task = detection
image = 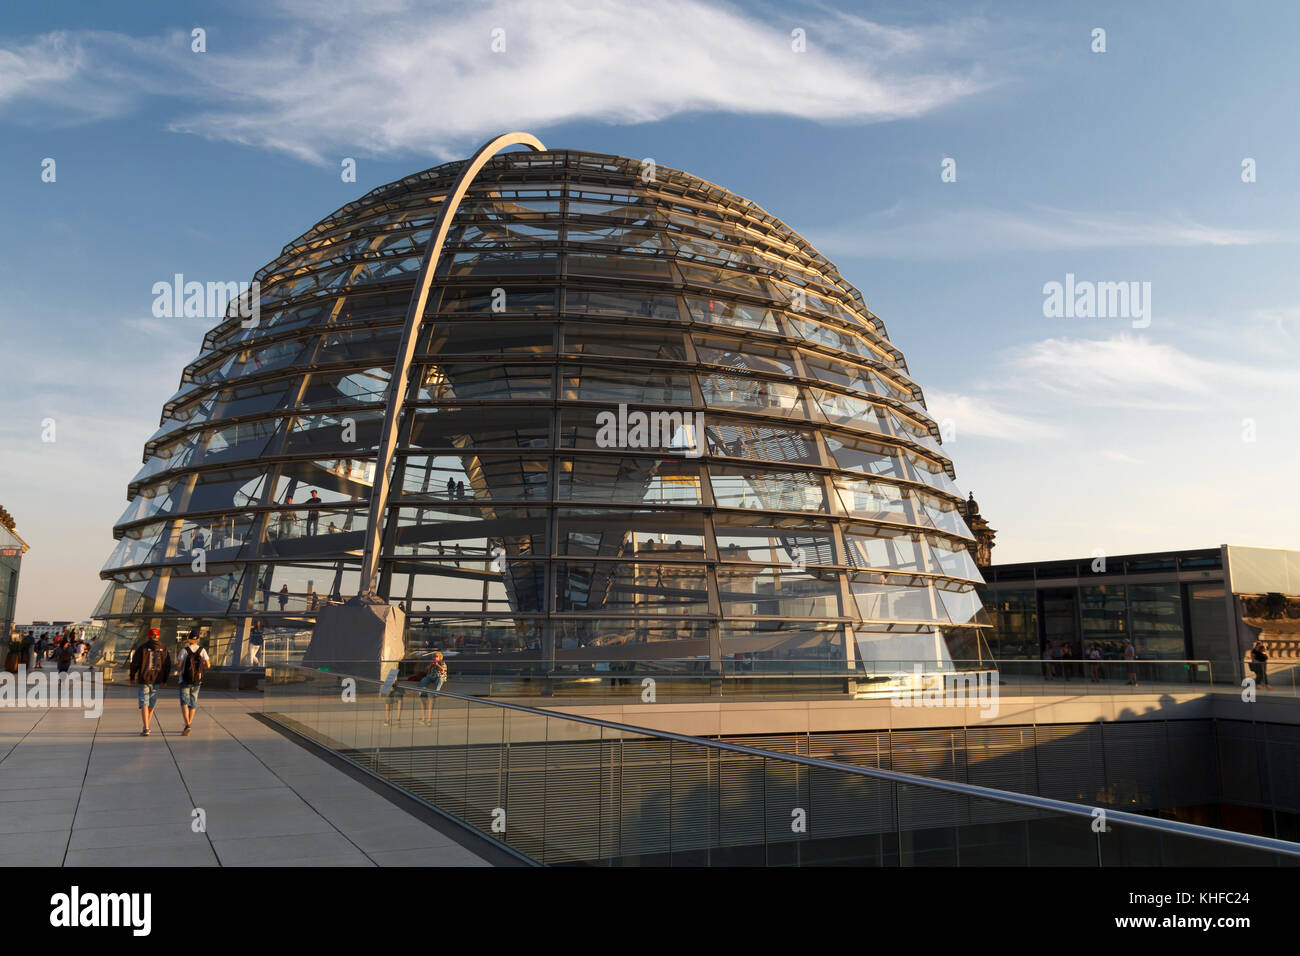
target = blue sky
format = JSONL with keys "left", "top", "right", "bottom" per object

{"left": 2, "top": 0, "right": 1298, "bottom": 621}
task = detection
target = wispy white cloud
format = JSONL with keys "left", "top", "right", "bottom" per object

{"left": 0, "top": 33, "right": 82, "bottom": 100}
{"left": 1100, "top": 449, "right": 1142, "bottom": 464}
{"left": 927, "top": 328, "right": 1300, "bottom": 451}
{"left": 0, "top": 0, "right": 1000, "bottom": 163}
{"left": 810, "top": 204, "right": 1294, "bottom": 259}
{"left": 1008, "top": 332, "right": 1297, "bottom": 408}
{"left": 0, "top": 30, "right": 182, "bottom": 121}
{"left": 925, "top": 388, "right": 1062, "bottom": 442}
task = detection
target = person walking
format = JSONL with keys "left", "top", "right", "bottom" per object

{"left": 176, "top": 631, "right": 210, "bottom": 736}
{"left": 56, "top": 639, "right": 75, "bottom": 674}
{"left": 278, "top": 584, "right": 289, "bottom": 612}
{"left": 1250, "top": 639, "right": 1273, "bottom": 691}
{"left": 1122, "top": 638, "right": 1138, "bottom": 686}
{"left": 1088, "top": 643, "right": 1103, "bottom": 682}
{"left": 129, "top": 628, "right": 171, "bottom": 736}
{"left": 417, "top": 652, "right": 448, "bottom": 725}
{"left": 248, "top": 619, "right": 264, "bottom": 666}
{"left": 382, "top": 671, "right": 405, "bottom": 727}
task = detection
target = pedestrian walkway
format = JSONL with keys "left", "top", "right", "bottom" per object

{"left": 0, "top": 677, "right": 494, "bottom": 867}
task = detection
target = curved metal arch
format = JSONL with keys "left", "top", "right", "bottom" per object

{"left": 358, "top": 132, "right": 546, "bottom": 593}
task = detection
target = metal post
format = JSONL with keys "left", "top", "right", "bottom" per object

{"left": 357, "top": 132, "right": 546, "bottom": 595}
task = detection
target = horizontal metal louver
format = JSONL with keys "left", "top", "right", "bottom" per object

{"left": 1033, "top": 724, "right": 1106, "bottom": 805}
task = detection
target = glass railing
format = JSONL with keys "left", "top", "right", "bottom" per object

{"left": 264, "top": 663, "right": 1300, "bottom": 866}
{"left": 267, "top": 654, "right": 1279, "bottom": 702}
{"left": 262, "top": 648, "right": 1300, "bottom": 701}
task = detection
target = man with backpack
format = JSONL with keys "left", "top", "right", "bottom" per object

{"left": 129, "top": 628, "right": 171, "bottom": 736}
{"left": 177, "top": 631, "right": 211, "bottom": 736}
{"left": 57, "top": 639, "right": 75, "bottom": 674}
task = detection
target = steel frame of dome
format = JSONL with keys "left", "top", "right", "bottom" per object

{"left": 96, "top": 134, "right": 991, "bottom": 671}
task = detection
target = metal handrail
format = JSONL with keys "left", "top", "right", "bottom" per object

{"left": 321, "top": 656, "right": 1222, "bottom": 669}
{"left": 274, "top": 663, "right": 1300, "bottom": 858}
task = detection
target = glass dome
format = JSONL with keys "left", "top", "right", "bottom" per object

{"left": 96, "top": 146, "right": 989, "bottom": 670}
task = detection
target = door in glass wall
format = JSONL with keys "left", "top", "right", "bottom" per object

{"left": 1040, "top": 588, "right": 1080, "bottom": 660}
{"left": 1186, "top": 582, "right": 1232, "bottom": 676}
{"left": 1080, "top": 584, "right": 1127, "bottom": 659}
{"left": 1128, "top": 582, "right": 1188, "bottom": 660}
{"left": 989, "top": 587, "right": 1038, "bottom": 659}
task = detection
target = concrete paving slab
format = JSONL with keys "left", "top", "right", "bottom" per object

{"left": 0, "top": 675, "right": 494, "bottom": 867}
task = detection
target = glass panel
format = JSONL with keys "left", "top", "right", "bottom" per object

{"left": 720, "top": 621, "right": 846, "bottom": 663}
{"left": 567, "top": 253, "right": 673, "bottom": 280}
{"left": 685, "top": 296, "right": 780, "bottom": 332}
{"left": 435, "top": 286, "right": 557, "bottom": 313}
{"left": 833, "top": 477, "right": 918, "bottom": 525}
{"left": 556, "top": 456, "right": 703, "bottom": 505}
{"left": 560, "top": 364, "right": 691, "bottom": 403}
{"left": 1080, "top": 584, "right": 1127, "bottom": 655}
{"left": 297, "top": 367, "right": 391, "bottom": 408}
{"left": 714, "top": 515, "right": 835, "bottom": 566}
{"left": 987, "top": 587, "right": 1040, "bottom": 659}
{"left": 694, "top": 336, "right": 796, "bottom": 377}
{"left": 851, "top": 579, "right": 948, "bottom": 623}
{"left": 422, "top": 321, "right": 554, "bottom": 356}
{"left": 929, "top": 537, "right": 984, "bottom": 582}
{"left": 563, "top": 288, "right": 681, "bottom": 320}
{"left": 808, "top": 388, "right": 888, "bottom": 433}
{"left": 554, "top": 562, "right": 712, "bottom": 614}
{"left": 561, "top": 324, "right": 687, "bottom": 360}
{"left": 824, "top": 433, "right": 910, "bottom": 480}
{"left": 411, "top": 363, "right": 552, "bottom": 401}
{"left": 938, "top": 584, "right": 990, "bottom": 627}
{"left": 1129, "top": 583, "right": 1186, "bottom": 659}
{"left": 389, "top": 504, "right": 547, "bottom": 559}
{"left": 556, "top": 509, "right": 706, "bottom": 559}
{"left": 845, "top": 527, "right": 929, "bottom": 573}
{"left": 717, "top": 566, "right": 843, "bottom": 618}
{"left": 705, "top": 420, "right": 822, "bottom": 465}
{"left": 916, "top": 491, "right": 972, "bottom": 537}
{"left": 711, "top": 467, "right": 827, "bottom": 512}
{"left": 553, "top": 618, "right": 712, "bottom": 652}
{"left": 404, "top": 406, "right": 551, "bottom": 449}
{"left": 700, "top": 374, "right": 803, "bottom": 416}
